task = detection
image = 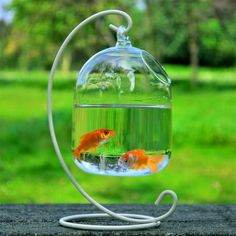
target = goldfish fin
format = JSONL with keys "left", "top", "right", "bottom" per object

{"left": 148, "top": 160, "right": 158, "bottom": 173}
{"left": 148, "top": 155, "right": 164, "bottom": 173}
{"left": 73, "top": 148, "right": 82, "bottom": 160}
{"left": 90, "top": 147, "right": 97, "bottom": 153}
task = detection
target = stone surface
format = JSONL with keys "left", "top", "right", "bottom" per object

{"left": 0, "top": 204, "right": 235, "bottom": 235}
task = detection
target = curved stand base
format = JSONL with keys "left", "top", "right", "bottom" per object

{"left": 60, "top": 213, "right": 160, "bottom": 230}
{"left": 58, "top": 189, "right": 177, "bottom": 231}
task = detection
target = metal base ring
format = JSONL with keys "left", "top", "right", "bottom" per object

{"left": 59, "top": 213, "right": 161, "bottom": 230}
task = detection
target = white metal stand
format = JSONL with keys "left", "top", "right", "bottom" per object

{"left": 48, "top": 10, "right": 177, "bottom": 231}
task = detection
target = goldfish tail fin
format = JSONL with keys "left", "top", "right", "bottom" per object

{"left": 148, "top": 155, "right": 164, "bottom": 173}
{"left": 148, "top": 160, "right": 158, "bottom": 173}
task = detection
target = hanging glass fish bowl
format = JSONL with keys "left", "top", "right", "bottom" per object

{"left": 72, "top": 26, "right": 171, "bottom": 176}
{"left": 49, "top": 10, "right": 177, "bottom": 231}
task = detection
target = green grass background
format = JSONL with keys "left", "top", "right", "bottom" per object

{"left": 0, "top": 66, "right": 235, "bottom": 204}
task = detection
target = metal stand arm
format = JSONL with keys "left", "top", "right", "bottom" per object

{"left": 48, "top": 10, "right": 177, "bottom": 230}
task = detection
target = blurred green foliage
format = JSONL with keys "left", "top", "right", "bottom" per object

{"left": 0, "top": 0, "right": 236, "bottom": 71}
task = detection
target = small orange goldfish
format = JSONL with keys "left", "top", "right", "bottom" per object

{"left": 73, "top": 128, "right": 115, "bottom": 160}
{"left": 119, "top": 149, "right": 164, "bottom": 173}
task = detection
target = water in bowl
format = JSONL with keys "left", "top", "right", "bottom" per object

{"left": 72, "top": 104, "right": 171, "bottom": 176}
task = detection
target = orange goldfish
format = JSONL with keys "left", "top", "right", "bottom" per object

{"left": 119, "top": 149, "right": 164, "bottom": 173}
{"left": 73, "top": 128, "right": 115, "bottom": 160}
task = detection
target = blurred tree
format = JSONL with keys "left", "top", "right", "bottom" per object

{"left": 0, "top": 20, "right": 11, "bottom": 68}
{"left": 145, "top": 0, "right": 159, "bottom": 58}
{"left": 200, "top": 0, "right": 236, "bottom": 66}
{"left": 5, "top": 0, "right": 130, "bottom": 71}
{"left": 137, "top": 0, "right": 236, "bottom": 85}
{"left": 185, "top": 0, "right": 212, "bottom": 86}
{"left": 1, "top": 0, "right": 236, "bottom": 71}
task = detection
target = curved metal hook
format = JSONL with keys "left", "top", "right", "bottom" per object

{"left": 108, "top": 10, "right": 132, "bottom": 33}
{"left": 154, "top": 190, "right": 178, "bottom": 221}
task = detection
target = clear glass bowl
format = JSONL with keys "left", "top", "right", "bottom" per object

{"left": 72, "top": 29, "right": 171, "bottom": 176}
